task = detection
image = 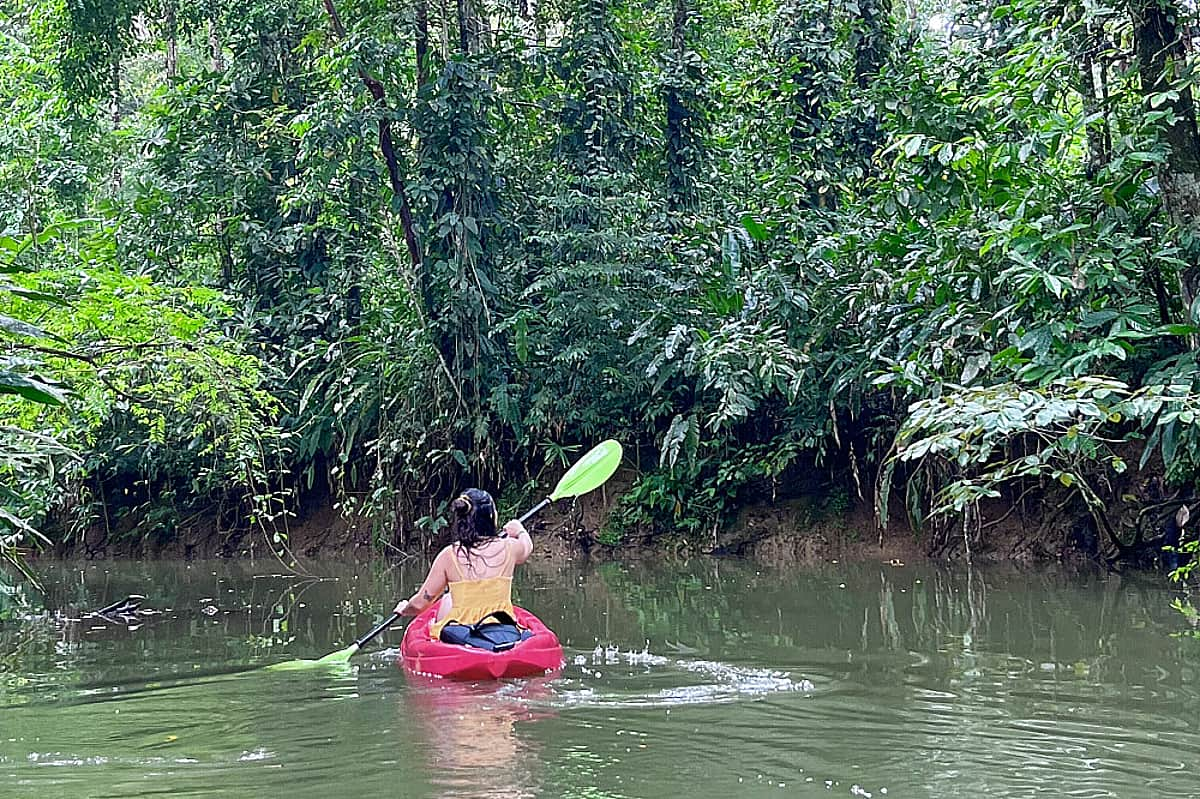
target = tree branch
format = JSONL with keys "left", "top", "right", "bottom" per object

{"left": 321, "top": 0, "right": 429, "bottom": 312}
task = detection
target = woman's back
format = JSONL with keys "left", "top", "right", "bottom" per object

{"left": 391, "top": 487, "right": 534, "bottom": 641}
{"left": 446, "top": 538, "right": 517, "bottom": 582}
{"left": 431, "top": 538, "right": 521, "bottom": 638}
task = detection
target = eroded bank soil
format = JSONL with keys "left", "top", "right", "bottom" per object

{"left": 48, "top": 484, "right": 1115, "bottom": 569}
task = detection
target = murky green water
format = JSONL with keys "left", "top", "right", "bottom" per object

{"left": 2, "top": 557, "right": 1199, "bottom": 798}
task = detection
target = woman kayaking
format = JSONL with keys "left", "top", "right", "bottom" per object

{"left": 392, "top": 488, "right": 533, "bottom": 649}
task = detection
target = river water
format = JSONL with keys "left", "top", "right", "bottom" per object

{"left": 2, "top": 558, "right": 1198, "bottom": 798}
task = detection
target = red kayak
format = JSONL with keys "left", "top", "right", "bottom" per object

{"left": 399, "top": 603, "right": 564, "bottom": 680}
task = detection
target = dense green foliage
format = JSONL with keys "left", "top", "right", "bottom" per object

{"left": 2, "top": 0, "right": 1200, "bottom": 578}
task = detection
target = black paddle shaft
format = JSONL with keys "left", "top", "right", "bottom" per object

{"left": 355, "top": 611, "right": 402, "bottom": 649}
{"left": 517, "top": 497, "right": 552, "bottom": 526}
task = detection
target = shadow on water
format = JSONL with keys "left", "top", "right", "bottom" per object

{"left": 2, "top": 557, "right": 1199, "bottom": 798}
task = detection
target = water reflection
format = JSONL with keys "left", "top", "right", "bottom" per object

{"left": 574, "top": 559, "right": 1199, "bottom": 689}
{"left": 406, "top": 677, "right": 552, "bottom": 798}
{"left": 1, "top": 557, "right": 1198, "bottom": 799}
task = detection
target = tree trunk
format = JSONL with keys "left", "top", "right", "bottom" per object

{"left": 849, "top": 0, "right": 890, "bottom": 179}
{"left": 665, "top": 0, "right": 695, "bottom": 213}
{"left": 440, "top": 0, "right": 451, "bottom": 59}
{"left": 852, "top": 0, "right": 890, "bottom": 90}
{"left": 219, "top": 221, "right": 235, "bottom": 287}
{"left": 779, "top": 3, "right": 834, "bottom": 206}
{"left": 1131, "top": 0, "right": 1200, "bottom": 308}
{"left": 534, "top": 0, "right": 547, "bottom": 46}
{"left": 209, "top": 20, "right": 225, "bottom": 72}
{"left": 1065, "top": 3, "right": 1111, "bottom": 175}
{"left": 321, "top": 0, "right": 429, "bottom": 314}
{"left": 416, "top": 0, "right": 429, "bottom": 88}
{"left": 585, "top": 0, "right": 608, "bottom": 164}
{"left": 110, "top": 57, "right": 121, "bottom": 126}
{"left": 456, "top": 0, "right": 470, "bottom": 52}
{"left": 346, "top": 168, "right": 364, "bottom": 329}
{"left": 165, "top": 3, "right": 178, "bottom": 79}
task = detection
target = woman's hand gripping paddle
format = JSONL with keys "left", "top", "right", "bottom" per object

{"left": 265, "top": 439, "right": 623, "bottom": 671}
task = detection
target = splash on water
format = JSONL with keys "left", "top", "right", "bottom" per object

{"left": 516, "top": 643, "right": 814, "bottom": 709}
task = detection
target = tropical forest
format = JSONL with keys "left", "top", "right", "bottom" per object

{"left": 3, "top": 0, "right": 1200, "bottom": 590}
{"left": 5, "top": 1, "right": 1200, "bottom": 796}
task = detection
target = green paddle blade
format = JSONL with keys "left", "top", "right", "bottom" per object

{"left": 316, "top": 643, "right": 360, "bottom": 663}
{"left": 549, "top": 439, "right": 623, "bottom": 501}
{"left": 263, "top": 643, "right": 359, "bottom": 671}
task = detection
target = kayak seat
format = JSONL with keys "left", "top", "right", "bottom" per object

{"left": 439, "top": 615, "right": 534, "bottom": 652}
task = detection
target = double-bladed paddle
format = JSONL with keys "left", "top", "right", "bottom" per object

{"left": 266, "top": 439, "right": 623, "bottom": 670}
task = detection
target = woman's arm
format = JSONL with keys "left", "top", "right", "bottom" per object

{"left": 502, "top": 519, "right": 534, "bottom": 564}
{"left": 393, "top": 547, "right": 451, "bottom": 616}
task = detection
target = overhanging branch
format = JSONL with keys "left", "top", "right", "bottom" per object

{"left": 321, "top": 0, "right": 429, "bottom": 312}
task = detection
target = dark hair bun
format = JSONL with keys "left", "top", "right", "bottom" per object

{"left": 451, "top": 488, "right": 498, "bottom": 552}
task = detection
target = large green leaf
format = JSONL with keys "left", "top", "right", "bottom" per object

{"left": 0, "top": 220, "right": 101, "bottom": 273}
{"left": 0, "top": 371, "right": 67, "bottom": 405}
{"left": 0, "top": 314, "right": 49, "bottom": 339}
{"left": 740, "top": 214, "right": 772, "bottom": 242}
{"left": 0, "top": 233, "right": 38, "bottom": 273}
{"left": 0, "top": 283, "right": 66, "bottom": 305}
{"left": 0, "top": 507, "right": 41, "bottom": 539}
